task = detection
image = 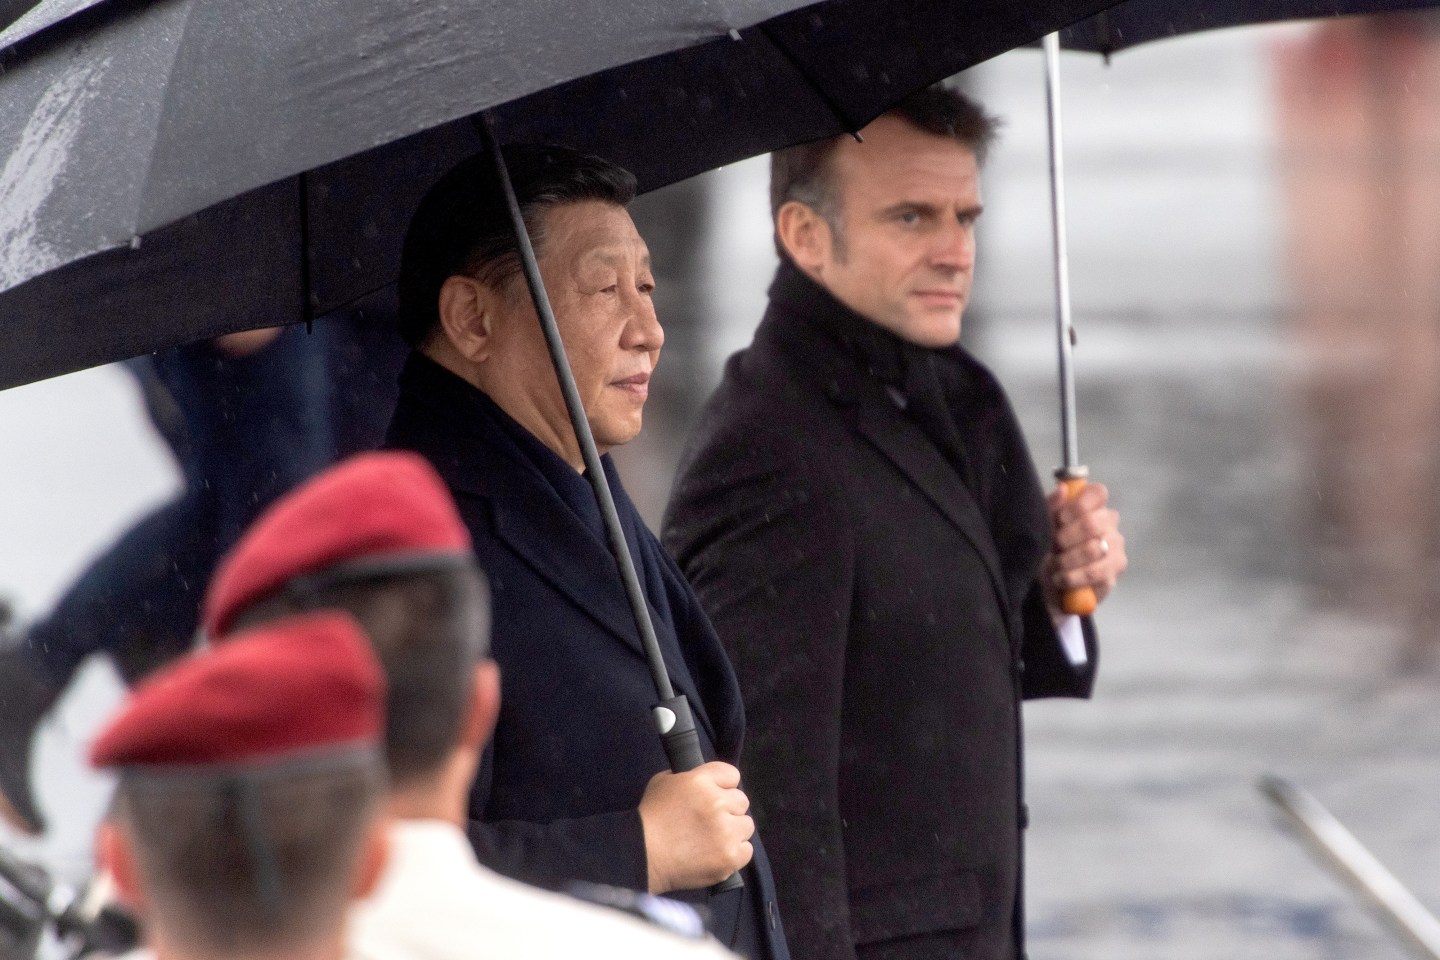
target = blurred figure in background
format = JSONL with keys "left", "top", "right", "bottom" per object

{"left": 0, "top": 308, "right": 408, "bottom": 835}
{"left": 0, "top": 327, "right": 329, "bottom": 835}
{"left": 91, "top": 612, "right": 391, "bottom": 960}
{"left": 1274, "top": 12, "right": 1440, "bottom": 659}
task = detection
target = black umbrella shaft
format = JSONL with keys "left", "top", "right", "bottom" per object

{"left": 479, "top": 120, "right": 675, "bottom": 704}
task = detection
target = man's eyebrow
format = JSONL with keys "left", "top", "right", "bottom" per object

{"left": 585, "top": 249, "right": 652, "bottom": 270}
{"left": 876, "top": 201, "right": 986, "bottom": 219}
{"left": 878, "top": 201, "right": 939, "bottom": 217}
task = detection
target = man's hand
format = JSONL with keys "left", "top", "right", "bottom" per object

{"left": 638, "top": 761, "right": 754, "bottom": 894}
{"left": 212, "top": 327, "right": 282, "bottom": 357}
{"left": 1042, "top": 481, "right": 1127, "bottom": 618}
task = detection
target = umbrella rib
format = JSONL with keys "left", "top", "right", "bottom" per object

{"left": 129, "top": 0, "right": 202, "bottom": 242}
{"left": 755, "top": 22, "right": 862, "bottom": 139}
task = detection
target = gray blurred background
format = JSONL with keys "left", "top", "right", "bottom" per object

{"left": 4, "top": 16, "right": 1440, "bottom": 958}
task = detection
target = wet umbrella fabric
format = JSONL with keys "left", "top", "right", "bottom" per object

{"left": 0, "top": 0, "right": 1125, "bottom": 390}
{"left": 1058, "top": 0, "right": 1440, "bottom": 54}
{"left": 0, "top": 0, "right": 99, "bottom": 39}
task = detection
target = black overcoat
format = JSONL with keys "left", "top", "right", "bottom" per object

{"left": 663, "top": 267, "right": 1097, "bottom": 960}
{"left": 386, "top": 352, "right": 789, "bottom": 960}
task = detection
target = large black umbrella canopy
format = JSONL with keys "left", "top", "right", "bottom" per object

{"left": 0, "top": 0, "right": 1126, "bottom": 390}
{"left": 1058, "top": 0, "right": 1440, "bottom": 54}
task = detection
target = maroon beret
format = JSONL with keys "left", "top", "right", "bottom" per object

{"left": 91, "top": 611, "right": 384, "bottom": 770}
{"left": 203, "top": 451, "right": 471, "bottom": 638}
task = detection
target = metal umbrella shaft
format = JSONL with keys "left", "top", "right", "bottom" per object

{"left": 480, "top": 119, "right": 741, "bottom": 892}
{"left": 1043, "top": 31, "right": 1080, "bottom": 474}
{"left": 1042, "top": 31, "right": 1097, "bottom": 616}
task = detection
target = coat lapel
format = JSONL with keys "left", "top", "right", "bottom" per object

{"left": 489, "top": 479, "right": 715, "bottom": 743}
{"left": 850, "top": 396, "right": 1011, "bottom": 621}
{"left": 763, "top": 306, "right": 1013, "bottom": 625}
{"left": 390, "top": 353, "right": 713, "bottom": 739}
{"left": 488, "top": 481, "right": 650, "bottom": 655}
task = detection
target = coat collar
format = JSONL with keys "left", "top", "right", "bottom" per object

{"left": 388, "top": 353, "right": 711, "bottom": 727}
{"left": 760, "top": 265, "right": 1013, "bottom": 623}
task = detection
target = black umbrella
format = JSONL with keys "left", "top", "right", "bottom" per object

{"left": 0, "top": 0, "right": 1128, "bottom": 391}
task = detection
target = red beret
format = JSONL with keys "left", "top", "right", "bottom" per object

{"left": 203, "top": 451, "right": 470, "bottom": 638}
{"left": 91, "top": 612, "right": 384, "bottom": 770}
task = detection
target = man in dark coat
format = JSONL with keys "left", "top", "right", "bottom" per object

{"left": 383, "top": 146, "right": 788, "bottom": 960}
{"left": 663, "top": 87, "right": 1128, "bottom": 960}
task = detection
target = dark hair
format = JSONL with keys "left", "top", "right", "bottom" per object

{"left": 229, "top": 565, "right": 489, "bottom": 788}
{"left": 397, "top": 144, "right": 638, "bottom": 347}
{"left": 115, "top": 760, "right": 383, "bottom": 956}
{"left": 769, "top": 85, "right": 1001, "bottom": 256}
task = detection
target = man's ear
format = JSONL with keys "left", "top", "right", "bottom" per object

{"left": 352, "top": 816, "right": 391, "bottom": 901}
{"left": 97, "top": 819, "right": 146, "bottom": 912}
{"left": 775, "top": 200, "right": 832, "bottom": 275}
{"left": 460, "top": 660, "right": 502, "bottom": 751}
{"left": 436, "top": 275, "right": 500, "bottom": 364}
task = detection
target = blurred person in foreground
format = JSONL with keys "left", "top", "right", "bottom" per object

{"left": 663, "top": 86, "right": 1128, "bottom": 960}
{"left": 200, "top": 449, "right": 739, "bottom": 960}
{"left": 383, "top": 146, "right": 788, "bottom": 960}
{"left": 90, "top": 612, "right": 391, "bottom": 960}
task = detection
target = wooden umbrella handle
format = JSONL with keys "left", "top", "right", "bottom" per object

{"left": 1058, "top": 473, "right": 1098, "bottom": 616}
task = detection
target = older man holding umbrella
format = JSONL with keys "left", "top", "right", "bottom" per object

{"left": 383, "top": 145, "right": 787, "bottom": 960}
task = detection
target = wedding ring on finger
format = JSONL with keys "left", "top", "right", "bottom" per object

{"left": 1099, "top": 537, "right": 1110, "bottom": 557}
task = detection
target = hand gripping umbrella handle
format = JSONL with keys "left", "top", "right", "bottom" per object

{"left": 1056, "top": 467, "right": 1098, "bottom": 616}
{"left": 653, "top": 697, "right": 745, "bottom": 894}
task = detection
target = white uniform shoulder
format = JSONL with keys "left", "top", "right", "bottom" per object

{"left": 349, "top": 819, "right": 737, "bottom": 960}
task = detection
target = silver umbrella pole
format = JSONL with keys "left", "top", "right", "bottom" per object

{"left": 1042, "top": 31, "right": 1096, "bottom": 616}
{"left": 480, "top": 117, "right": 742, "bottom": 893}
{"left": 1261, "top": 775, "right": 1440, "bottom": 960}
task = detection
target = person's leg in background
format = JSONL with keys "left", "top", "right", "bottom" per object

{"left": 0, "top": 325, "right": 332, "bottom": 833}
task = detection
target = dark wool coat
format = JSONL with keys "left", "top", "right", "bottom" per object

{"left": 386, "top": 352, "right": 789, "bottom": 960}
{"left": 662, "top": 266, "right": 1097, "bottom": 960}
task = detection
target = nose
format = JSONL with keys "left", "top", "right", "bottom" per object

{"left": 621, "top": 289, "right": 665, "bottom": 355}
{"left": 930, "top": 219, "right": 976, "bottom": 272}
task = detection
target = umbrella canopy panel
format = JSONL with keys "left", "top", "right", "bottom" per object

{"left": 0, "top": 0, "right": 782, "bottom": 292}
{"left": 1060, "top": 0, "right": 1440, "bottom": 55}
{"left": 499, "top": 0, "right": 1123, "bottom": 190}
{"left": 0, "top": 0, "right": 104, "bottom": 43}
{"left": 0, "top": 0, "right": 1127, "bottom": 389}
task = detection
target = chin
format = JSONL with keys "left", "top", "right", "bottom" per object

{"left": 904, "top": 318, "right": 963, "bottom": 349}
{"left": 593, "top": 418, "right": 643, "bottom": 450}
